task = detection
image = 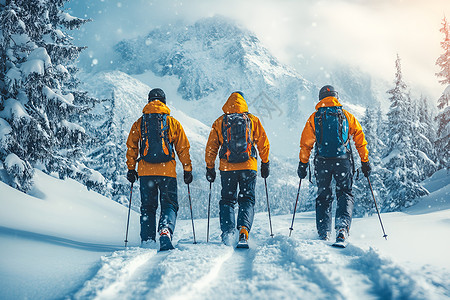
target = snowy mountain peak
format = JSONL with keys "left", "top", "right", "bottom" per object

{"left": 192, "top": 15, "right": 250, "bottom": 42}
{"left": 112, "top": 15, "right": 313, "bottom": 105}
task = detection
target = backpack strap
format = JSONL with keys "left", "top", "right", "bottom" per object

{"left": 337, "top": 109, "right": 350, "bottom": 148}
{"left": 159, "top": 114, "right": 169, "bottom": 132}
{"left": 315, "top": 109, "right": 324, "bottom": 147}
{"left": 222, "top": 114, "right": 230, "bottom": 144}
{"left": 159, "top": 114, "right": 173, "bottom": 157}
{"left": 243, "top": 113, "right": 254, "bottom": 146}
{"left": 338, "top": 109, "right": 355, "bottom": 173}
{"left": 137, "top": 114, "right": 148, "bottom": 162}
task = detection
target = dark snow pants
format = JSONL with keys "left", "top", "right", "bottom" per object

{"left": 314, "top": 157, "right": 354, "bottom": 236}
{"left": 219, "top": 170, "right": 257, "bottom": 234}
{"left": 139, "top": 176, "right": 178, "bottom": 242}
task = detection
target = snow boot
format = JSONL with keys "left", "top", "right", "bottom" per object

{"left": 335, "top": 228, "right": 347, "bottom": 243}
{"left": 236, "top": 226, "right": 249, "bottom": 249}
{"left": 159, "top": 228, "right": 175, "bottom": 251}
{"left": 332, "top": 228, "right": 348, "bottom": 248}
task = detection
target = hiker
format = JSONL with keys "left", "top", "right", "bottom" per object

{"left": 126, "top": 88, "right": 193, "bottom": 251}
{"left": 297, "top": 85, "right": 371, "bottom": 244}
{"left": 205, "top": 91, "right": 270, "bottom": 248}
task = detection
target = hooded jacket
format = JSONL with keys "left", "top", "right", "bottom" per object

{"left": 299, "top": 96, "right": 369, "bottom": 163}
{"left": 126, "top": 100, "right": 192, "bottom": 178}
{"left": 205, "top": 92, "right": 270, "bottom": 171}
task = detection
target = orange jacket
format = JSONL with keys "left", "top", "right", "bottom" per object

{"left": 126, "top": 100, "right": 192, "bottom": 178}
{"left": 299, "top": 97, "right": 369, "bottom": 163}
{"left": 205, "top": 92, "right": 270, "bottom": 171}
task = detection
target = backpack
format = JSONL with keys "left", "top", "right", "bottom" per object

{"left": 139, "top": 113, "right": 174, "bottom": 163}
{"left": 219, "top": 113, "right": 256, "bottom": 163}
{"left": 314, "top": 106, "right": 350, "bottom": 158}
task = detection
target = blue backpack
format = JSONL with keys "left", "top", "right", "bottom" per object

{"left": 219, "top": 113, "right": 256, "bottom": 163}
{"left": 314, "top": 106, "right": 350, "bottom": 158}
{"left": 139, "top": 113, "right": 174, "bottom": 163}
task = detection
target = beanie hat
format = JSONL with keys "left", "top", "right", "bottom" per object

{"left": 148, "top": 88, "right": 166, "bottom": 104}
{"left": 319, "top": 85, "right": 338, "bottom": 100}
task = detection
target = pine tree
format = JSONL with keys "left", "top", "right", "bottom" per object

{"left": 419, "top": 95, "right": 436, "bottom": 142}
{"left": 86, "top": 91, "right": 128, "bottom": 203}
{"left": 382, "top": 55, "right": 428, "bottom": 211}
{"left": 435, "top": 16, "right": 450, "bottom": 169}
{"left": 0, "top": 0, "right": 92, "bottom": 192}
{"left": 412, "top": 95, "right": 437, "bottom": 178}
{"left": 354, "top": 105, "right": 388, "bottom": 216}
{"left": 112, "top": 117, "right": 130, "bottom": 204}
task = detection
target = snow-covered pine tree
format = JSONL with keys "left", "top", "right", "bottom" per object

{"left": 0, "top": 0, "right": 93, "bottom": 192}
{"left": 86, "top": 91, "right": 128, "bottom": 204}
{"left": 353, "top": 105, "right": 388, "bottom": 216}
{"left": 112, "top": 117, "right": 130, "bottom": 205}
{"left": 382, "top": 54, "right": 428, "bottom": 211}
{"left": 435, "top": 16, "right": 450, "bottom": 169}
{"left": 411, "top": 95, "right": 437, "bottom": 178}
{"left": 418, "top": 95, "right": 437, "bottom": 143}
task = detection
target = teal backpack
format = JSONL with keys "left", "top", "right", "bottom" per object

{"left": 314, "top": 106, "right": 350, "bottom": 158}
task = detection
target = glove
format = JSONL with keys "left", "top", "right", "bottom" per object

{"left": 361, "top": 161, "right": 372, "bottom": 177}
{"left": 184, "top": 170, "right": 193, "bottom": 184}
{"left": 127, "top": 169, "right": 138, "bottom": 183}
{"left": 206, "top": 167, "right": 216, "bottom": 183}
{"left": 297, "top": 161, "right": 308, "bottom": 179}
{"left": 261, "top": 161, "right": 270, "bottom": 178}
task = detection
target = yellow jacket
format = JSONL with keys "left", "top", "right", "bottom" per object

{"left": 126, "top": 100, "right": 192, "bottom": 178}
{"left": 205, "top": 92, "right": 270, "bottom": 171}
{"left": 299, "top": 97, "right": 369, "bottom": 163}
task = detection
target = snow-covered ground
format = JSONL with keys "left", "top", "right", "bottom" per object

{"left": 0, "top": 169, "right": 449, "bottom": 300}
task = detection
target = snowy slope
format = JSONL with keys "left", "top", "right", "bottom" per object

{"left": 406, "top": 169, "right": 450, "bottom": 214}
{"left": 1, "top": 169, "right": 449, "bottom": 299}
{"left": 0, "top": 169, "right": 140, "bottom": 299}
{"left": 0, "top": 170, "right": 139, "bottom": 245}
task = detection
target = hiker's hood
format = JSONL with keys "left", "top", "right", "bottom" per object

{"left": 143, "top": 100, "right": 170, "bottom": 114}
{"left": 315, "top": 96, "right": 342, "bottom": 110}
{"left": 222, "top": 92, "right": 249, "bottom": 114}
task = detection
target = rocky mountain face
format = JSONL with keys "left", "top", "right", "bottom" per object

{"left": 112, "top": 16, "right": 316, "bottom": 119}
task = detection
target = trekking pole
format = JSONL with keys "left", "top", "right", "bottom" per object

{"left": 289, "top": 179, "right": 302, "bottom": 237}
{"left": 207, "top": 182, "right": 212, "bottom": 243}
{"left": 124, "top": 182, "right": 134, "bottom": 248}
{"left": 264, "top": 178, "right": 274, "bottom": 238}
{"left": 367, "top": 177, "right": 388, "bottom": 240}
{"left": 187, "top": 184, "right": 197, "bottom": 244}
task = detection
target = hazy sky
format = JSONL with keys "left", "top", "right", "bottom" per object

{"left": 67, "top": 0, "right": 450, "bottom": 101}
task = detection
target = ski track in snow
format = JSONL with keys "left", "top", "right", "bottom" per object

{"left": 73, "top": 248, "right": 157, "bottom": 299}
{"left": 72, "top": 216, "right": 450, "bottom": 300}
